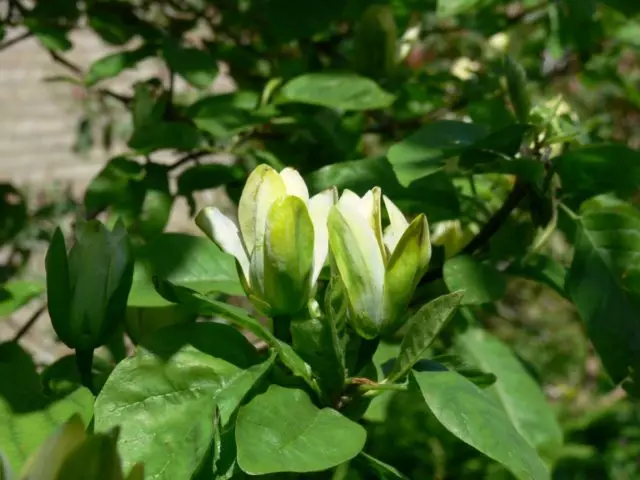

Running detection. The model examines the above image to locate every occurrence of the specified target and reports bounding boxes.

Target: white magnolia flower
[327,187,431,338]
[196,164,336,316]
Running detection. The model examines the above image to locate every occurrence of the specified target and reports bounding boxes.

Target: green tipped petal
[238,164,286,254]
[382,214,431,334]
[262,196,315,315]
[328,204,385,339]
[196,207,251,283]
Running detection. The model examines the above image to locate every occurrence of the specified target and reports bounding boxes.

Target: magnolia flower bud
[45,220,134,350]
[196,164,336,316]
[328,188,431,338]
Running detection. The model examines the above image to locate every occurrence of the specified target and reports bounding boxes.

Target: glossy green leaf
[386,292,463,382]
[235,385,366,474]
[458,328,564,460]
[357,452,409,480]
[443,255,507,305]
[504,56,531,123]
[161,41,218,89]
[128,233,243,307]
[279,73,395,111]
[0,343,93,473]
[94,323,274,480]
[0,280,45,318]
[566,207,640,388]
[128,121,202,154]
[410,369,549,480]
[388,121,488,186]
[555,145,640,204]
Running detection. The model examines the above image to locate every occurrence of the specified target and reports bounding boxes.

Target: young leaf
[94,323,274,480]
[565,207,640,389]
[356,452,410,479]
[504,56,531,123]
[0,280,45,318]
[279,73,395,111]
[386,291,463,382]
[235,385,366,474]
[443,255,507,305]
[387,121,488,186]
[458,328,564,460]
[85,45,154,86]
[410,369,550,480]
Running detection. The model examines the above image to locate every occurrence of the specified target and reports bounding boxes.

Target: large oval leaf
[279,73,395,111]
[443,255,507,305]
[457,328,563,460]
[566,207,640,390]
[235,385,366,474]
[128,233,243,307]
[94,323,274,480]
[410,369,549,480]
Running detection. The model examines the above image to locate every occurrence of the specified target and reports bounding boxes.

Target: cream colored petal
[279,167,310,203]
[308,187,337,285]
[382,195,409,254]
[238,164,286,255]
[328,203,385,338]
[196,207,251,283]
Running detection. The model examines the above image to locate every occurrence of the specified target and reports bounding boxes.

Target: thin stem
[359,382,408,393]
[0,31,32,53]
[75,348,95,394]
[12,303,47,341]
[168,150,211,171]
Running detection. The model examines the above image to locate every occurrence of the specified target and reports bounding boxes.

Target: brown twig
[168,150,211,171]
[13,303,47,342]
[0,30,32,52]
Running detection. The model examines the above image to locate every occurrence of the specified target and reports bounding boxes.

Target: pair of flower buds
[196,165,431,339]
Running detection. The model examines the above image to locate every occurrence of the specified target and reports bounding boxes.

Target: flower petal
[238,164,286,255]
[195,207,251,283]
[308,188,337,285]
[382,194,409,254]
[328,204,385,338]
[382,214,431,334]
[279,167,309,203]
[263,196,315,315]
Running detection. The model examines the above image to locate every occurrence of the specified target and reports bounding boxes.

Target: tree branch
[168,150,211,171]
[13,303,47,341]
[0,31,32,52]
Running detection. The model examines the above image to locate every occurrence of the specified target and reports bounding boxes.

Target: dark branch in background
[168,150,211,171]
[13,303,47,341]
[0,31,32,52]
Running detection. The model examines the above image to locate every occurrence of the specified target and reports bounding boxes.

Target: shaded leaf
[235,385,366,474]
[0,281,45,318]
[504,56,531,123]
[85,44,154,86]
[162,41,218,89]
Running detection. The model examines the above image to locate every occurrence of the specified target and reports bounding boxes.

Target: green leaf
[84,156,145,217]
[162,41,219,89]
[56,427,125,479]
[26,21,72,51]
[443,255,507,305]
[600,0,640,15]
[305,156,460,222]
[188,92,274,139]
[458,124,532,171]
[356,452,409,480]
[437,0,483,17]
[410,369,550,480]
[458,328,564,460]
[504,56,531,124]
[555,145,640,204]
[279,73,395,111]
[565,207,640,387]
[128,121,202,154]
[177,164,244,197]
[128,233,243,308]
[388,121,488,186]
[235,385,366,474]
[94,323,274,480]
[85,45,154,86]
[0,451,12,480]
[0,281,45,318]
[136,163,173,238]
[0,343,94,473]
[352,5,397,80]
[386,292,463,382]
